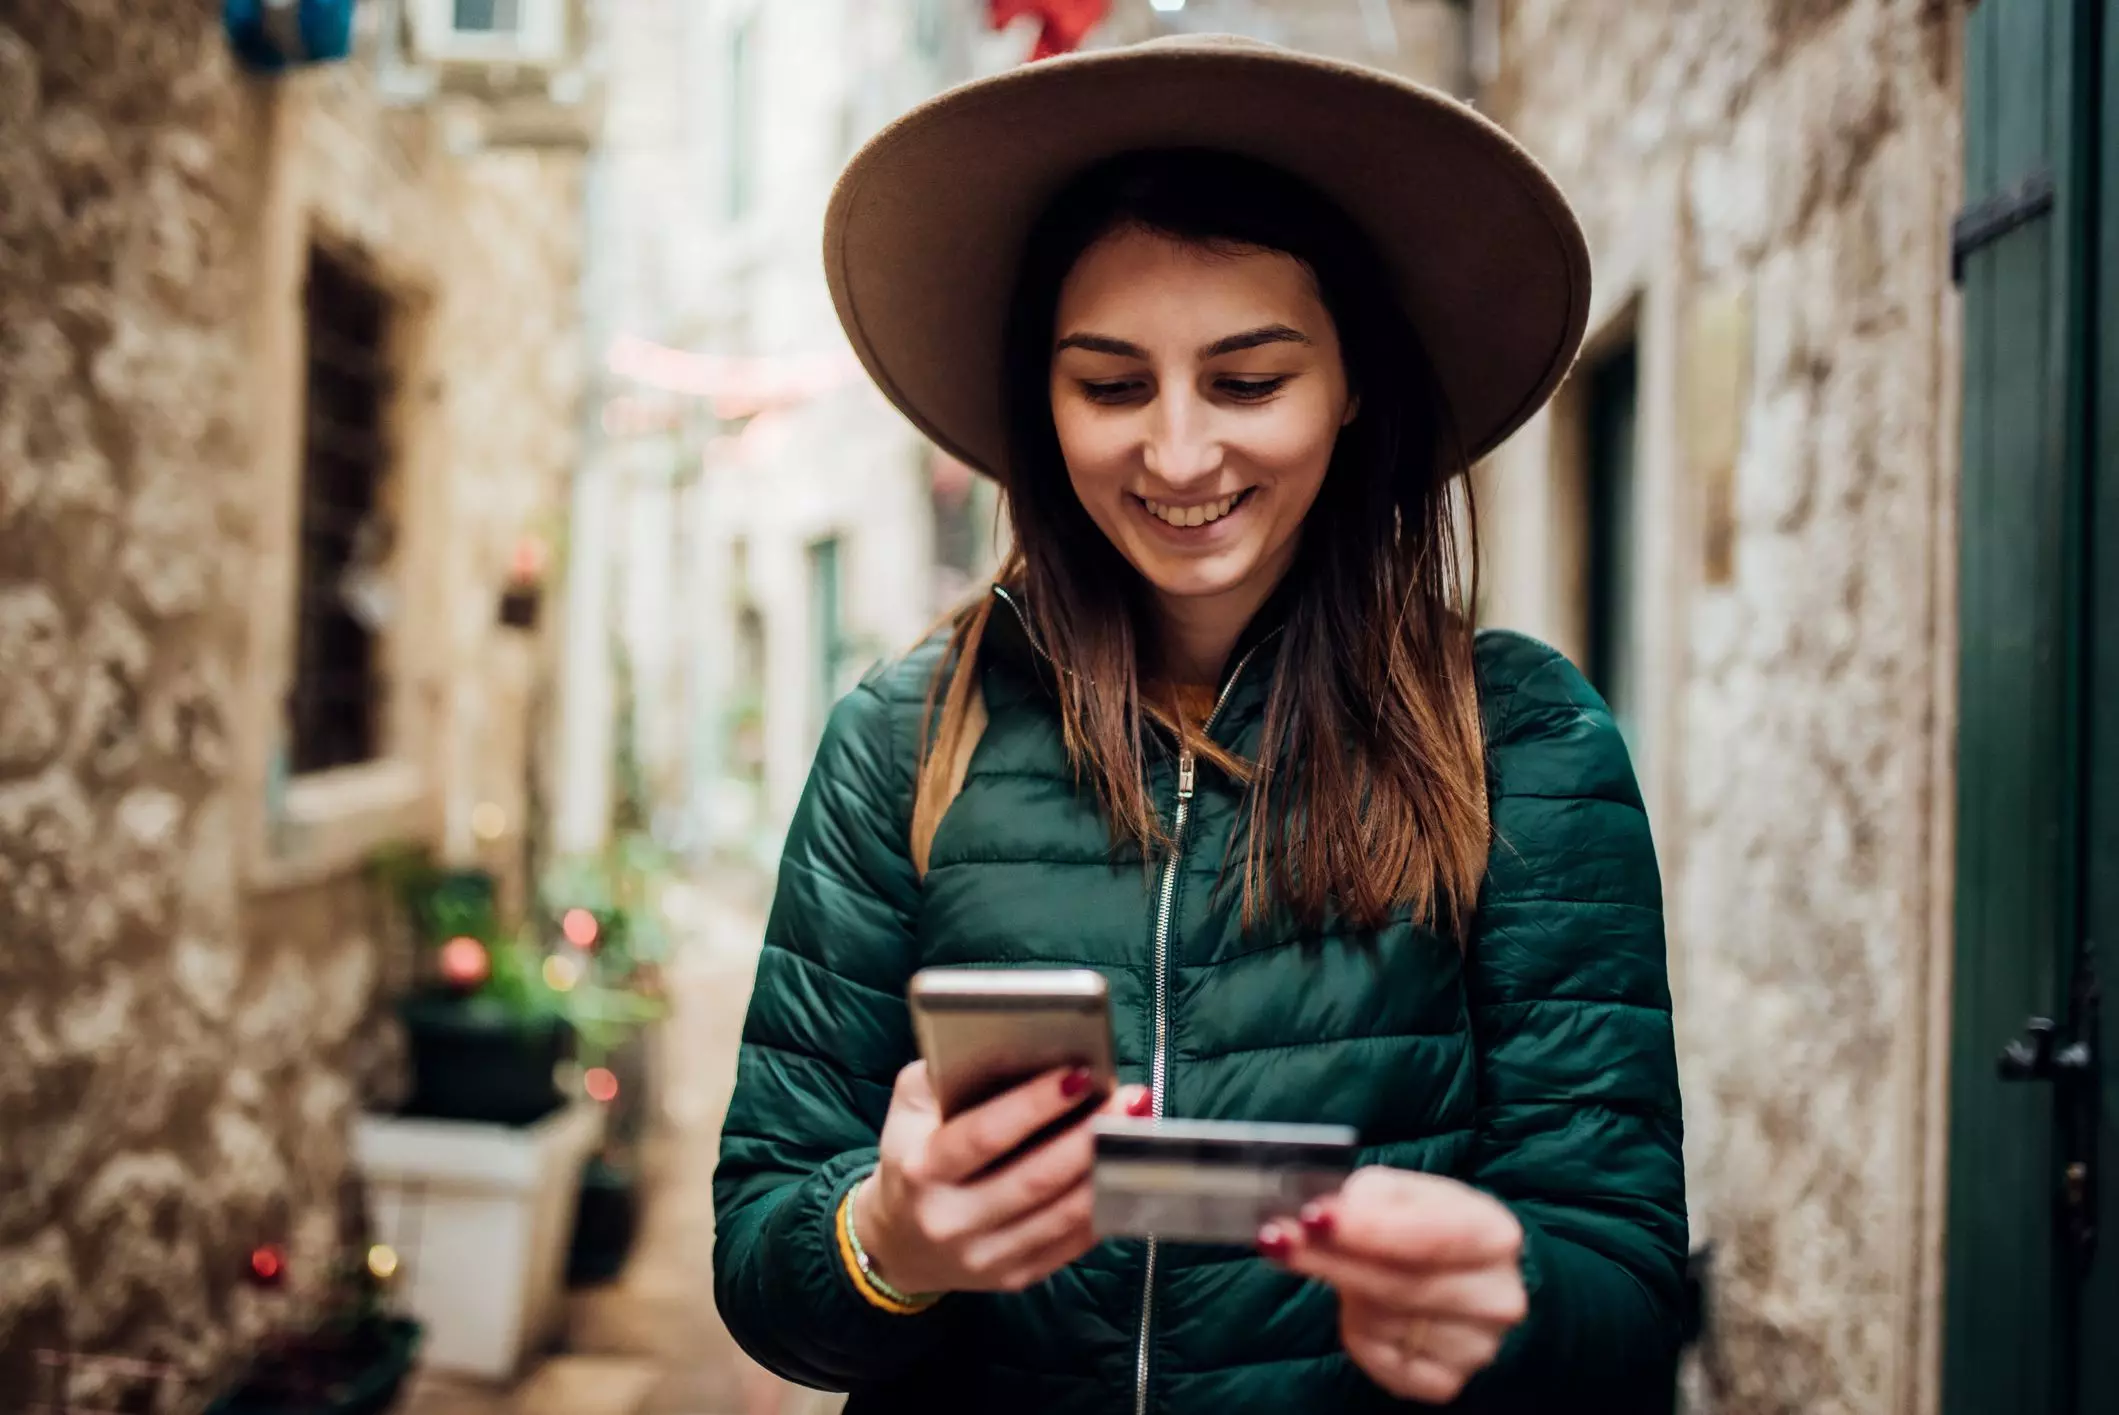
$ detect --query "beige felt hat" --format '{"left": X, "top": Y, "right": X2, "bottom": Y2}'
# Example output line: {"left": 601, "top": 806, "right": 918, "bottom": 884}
{"left": 823, "top": 33, "right": 1590, "bottom": 479}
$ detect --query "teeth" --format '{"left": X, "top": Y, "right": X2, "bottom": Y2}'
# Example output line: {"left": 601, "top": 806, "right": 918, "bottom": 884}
{"left": 1142, "top": 493, "right": 1242, "bottom": 528}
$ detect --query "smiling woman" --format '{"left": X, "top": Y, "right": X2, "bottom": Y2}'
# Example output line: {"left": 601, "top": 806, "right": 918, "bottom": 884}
{"left": 715, "top": 35, "right": 1685, "bottom": 1415}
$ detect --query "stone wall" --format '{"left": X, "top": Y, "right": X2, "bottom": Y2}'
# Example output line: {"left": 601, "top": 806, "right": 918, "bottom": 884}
{"left": 0, "top": 4, "right": 287, "bottom": 1405}
{"left": 1478, "top": 3, "right": 1961, "bottom": 1413}
{"left": 0, "top": 2, "right": 583, "bottom": 1407}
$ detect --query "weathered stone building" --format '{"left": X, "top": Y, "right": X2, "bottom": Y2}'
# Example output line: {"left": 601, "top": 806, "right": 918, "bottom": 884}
{"left": 1471, "top": 2, "right": 1963, "bottom": 1412}
{"left": 0, "top": 1, "right": 586, "bottom": 1405}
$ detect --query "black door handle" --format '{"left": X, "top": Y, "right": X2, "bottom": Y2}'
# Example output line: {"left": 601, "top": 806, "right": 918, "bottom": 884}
{"left": 1994, "top": 1005, "right": 2101, "bottom": 1267}
{"left": 1997, "top": 1016, "right": 2094, "bottom": 1081}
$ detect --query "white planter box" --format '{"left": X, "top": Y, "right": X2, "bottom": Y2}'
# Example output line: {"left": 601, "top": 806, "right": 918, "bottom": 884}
{"left": 354, "top": 1098, "right": 605, "bottom": 1379}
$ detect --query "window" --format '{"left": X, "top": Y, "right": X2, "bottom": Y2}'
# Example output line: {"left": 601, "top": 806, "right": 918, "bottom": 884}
{"left": 287, "top": 245, "right": 396, "bottom": 775}
{"left": 1581, "top": 340, "right": 1641, "bottom": 744}
{"left": 808, "top": 536, "right": 847, "bottom": 729}
{"left": 453, "top": 0, "right": 520, "bottom": 32}
{"left": 727, "top": 14, "right": 756, "bottom": 220}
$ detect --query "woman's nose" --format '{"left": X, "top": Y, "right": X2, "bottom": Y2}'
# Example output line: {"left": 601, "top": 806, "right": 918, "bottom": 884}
{"left": 1142, "top": 392, "right": 1222, "bottom": 487}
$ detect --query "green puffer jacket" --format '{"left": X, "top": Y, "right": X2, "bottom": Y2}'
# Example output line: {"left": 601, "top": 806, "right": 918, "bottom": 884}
{"left": 714, "top": 596, "right": 1686, "bottom": 1413}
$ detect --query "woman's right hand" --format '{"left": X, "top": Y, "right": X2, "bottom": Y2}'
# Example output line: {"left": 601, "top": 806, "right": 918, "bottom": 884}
{"left": 852, "top": 1060, "right": 1149, "bottom": 1296}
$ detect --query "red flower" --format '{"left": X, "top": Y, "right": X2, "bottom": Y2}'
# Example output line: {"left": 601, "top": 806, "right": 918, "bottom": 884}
{"left": 988, "top": 0, "right": 1112, "bottom": 61}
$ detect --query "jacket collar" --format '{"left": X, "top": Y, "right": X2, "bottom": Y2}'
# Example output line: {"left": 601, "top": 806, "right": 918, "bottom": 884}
{"left": 981, "top": 578, "right": 1290, "bottom": 726}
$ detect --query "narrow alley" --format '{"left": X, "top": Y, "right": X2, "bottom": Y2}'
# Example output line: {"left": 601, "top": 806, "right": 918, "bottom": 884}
{"left": 4, "top": 3, "right": 2116, "bottom": 1414}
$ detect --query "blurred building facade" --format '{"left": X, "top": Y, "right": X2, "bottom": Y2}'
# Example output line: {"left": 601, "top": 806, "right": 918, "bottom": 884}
{"left": 559, "top": 0, "right": 1019, "bottom": 877}
{"left": 0, "top": 2, "right": 590, "bottom": 1403}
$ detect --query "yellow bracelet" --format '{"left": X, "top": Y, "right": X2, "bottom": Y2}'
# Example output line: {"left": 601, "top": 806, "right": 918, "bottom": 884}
{"left": 834, "top": 1186, "right": 938, "bottom": 1315}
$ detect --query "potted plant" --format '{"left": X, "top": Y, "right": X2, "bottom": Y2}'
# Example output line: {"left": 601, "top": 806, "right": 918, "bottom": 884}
{"left": 353, "top": 847, "right": 613, "bottom": 1379}
{"left": 208, "top": 1181, "right": 421, "bottom": 1415}
{"left": 371, "top": 847, "right": 572, "bottom": 1127}
{"left": 207, "top": 1316, "right": 420, "bottom": 1415}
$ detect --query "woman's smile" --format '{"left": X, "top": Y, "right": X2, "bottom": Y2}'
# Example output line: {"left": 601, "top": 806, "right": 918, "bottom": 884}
{"left": 1131, "top": 485, "right": 1258, "bottom": 535}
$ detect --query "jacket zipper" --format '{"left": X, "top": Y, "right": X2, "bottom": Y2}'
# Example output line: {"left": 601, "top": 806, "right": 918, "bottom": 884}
{"left": 1134, "top": 648, "right": 1258, "bottom": 1415}
{"left": 988, "top": 586, "right": 1263, "bottom": 1415}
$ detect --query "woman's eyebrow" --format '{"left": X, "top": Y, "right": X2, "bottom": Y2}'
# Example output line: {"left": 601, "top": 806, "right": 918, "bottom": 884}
{"left": 1200, "top": 324, "right": 1311, "bottom": 358}
{"left": 1054, "top": 332, "right": 1145, "bottom": 358}
{"left": 1054, "top": 324, "right": 1313, "bottom": 359}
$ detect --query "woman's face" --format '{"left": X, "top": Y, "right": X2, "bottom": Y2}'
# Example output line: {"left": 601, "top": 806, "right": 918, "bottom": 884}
{"left": 1049, "top": 225, "right": 1355, "bottom": 620}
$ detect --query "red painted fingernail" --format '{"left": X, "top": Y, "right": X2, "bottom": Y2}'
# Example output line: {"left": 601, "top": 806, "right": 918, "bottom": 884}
{"left": 1125, "top": 1088, "right": 1153, "bottom": 1117}
{"left": 1256, "top": 1224, "right": 1292, "bottom": 1261}
{"left": 1300, "top": 1204, "right": 1334, "bottom": 1241}
{"left": 1060, "top": 1067, "right": 1092, "bottom": 1099}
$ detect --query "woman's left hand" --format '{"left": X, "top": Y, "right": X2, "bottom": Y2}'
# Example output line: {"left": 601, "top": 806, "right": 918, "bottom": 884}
{"left": 1258, "top": 1166, "right": 1528, "bottom": 1405}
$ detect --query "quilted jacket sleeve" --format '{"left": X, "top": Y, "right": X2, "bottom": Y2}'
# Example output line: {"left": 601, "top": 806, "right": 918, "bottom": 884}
{"left": 711, "top": 678, "right": 959, "bottom": 1389}
{"left": 1456, "top": 633, "right": 1688, "bottom": 1413}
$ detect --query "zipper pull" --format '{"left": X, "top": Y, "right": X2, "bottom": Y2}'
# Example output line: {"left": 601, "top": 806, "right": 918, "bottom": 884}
{"left": 1177, "top": 746, "right": 1196, "bottom": 801}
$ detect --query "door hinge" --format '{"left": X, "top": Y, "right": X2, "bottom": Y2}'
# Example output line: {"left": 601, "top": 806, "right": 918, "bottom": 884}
{"left": 1951, "top": 167, "right": 2055, "bottom": 284}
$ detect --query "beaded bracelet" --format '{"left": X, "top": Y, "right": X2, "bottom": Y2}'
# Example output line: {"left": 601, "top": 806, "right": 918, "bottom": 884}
{"left": 835, "top": 1184, "right": 940, "bottom": 1315}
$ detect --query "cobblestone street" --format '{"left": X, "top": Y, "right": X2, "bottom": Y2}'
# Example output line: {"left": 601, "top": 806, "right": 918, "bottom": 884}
{"left": 398, "top": 883, "right": 842, "bottom": 1415}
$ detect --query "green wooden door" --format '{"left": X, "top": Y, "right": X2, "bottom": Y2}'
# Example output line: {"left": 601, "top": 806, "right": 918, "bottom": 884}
{"left": 1945, "top": 1, "right": 2116, "bottom": 1412}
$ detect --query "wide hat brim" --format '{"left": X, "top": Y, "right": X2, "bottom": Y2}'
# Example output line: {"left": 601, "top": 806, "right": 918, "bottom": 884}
{"left": 824, "top": 33, "right": 1590, "bottom": 480}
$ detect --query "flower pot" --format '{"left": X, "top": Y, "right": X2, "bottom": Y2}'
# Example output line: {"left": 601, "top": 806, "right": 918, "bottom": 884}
{"left": 399, "top": 993, "right": 569, "bottom": 1127}
{"left": 565, "top": 1156, "right": 639, "bottom": 1288}
{"left": 206, "top": 1316, "right": 421, "bottom": 1415}
{"left": 354, "top": 1100, "right": 604, "bottom": 1380}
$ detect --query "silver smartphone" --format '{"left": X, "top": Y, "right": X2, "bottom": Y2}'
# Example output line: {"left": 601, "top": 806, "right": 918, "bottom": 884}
{"left": 907, "top": 967, "right": 1118, "bottom": 1119}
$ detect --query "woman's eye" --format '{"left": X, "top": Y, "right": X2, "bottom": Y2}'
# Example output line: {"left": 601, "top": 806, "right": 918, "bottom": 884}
{"left": 1218, "top": 376, "right": 1288, "bottom": 402}
{"left": 1080, "top": 380, "right": 1145, "bottom": 404}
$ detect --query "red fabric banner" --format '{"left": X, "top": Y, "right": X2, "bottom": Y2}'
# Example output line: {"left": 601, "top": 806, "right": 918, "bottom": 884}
{"left": 988, "top": 0, "right": 1113, "bottom": 61}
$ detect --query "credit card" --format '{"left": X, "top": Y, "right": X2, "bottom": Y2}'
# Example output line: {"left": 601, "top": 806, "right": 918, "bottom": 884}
{"left": 1091, "top": 1116, "right": 1359, "bottom": 1244}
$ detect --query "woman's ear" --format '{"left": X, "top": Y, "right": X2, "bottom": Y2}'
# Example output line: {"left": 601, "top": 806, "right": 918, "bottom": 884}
{"left": 1342, "top": 393, "right": 1361, "bottom": 426}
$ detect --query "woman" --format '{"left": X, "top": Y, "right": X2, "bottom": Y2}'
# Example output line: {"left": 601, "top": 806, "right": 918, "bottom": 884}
{"left": 715, "top": 34, "right": 1684, "bottom": 1414}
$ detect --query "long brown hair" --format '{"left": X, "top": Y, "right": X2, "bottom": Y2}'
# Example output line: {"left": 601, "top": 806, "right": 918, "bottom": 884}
{"left": 917, "top": 149, "right": 1489, "bottom": 939}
